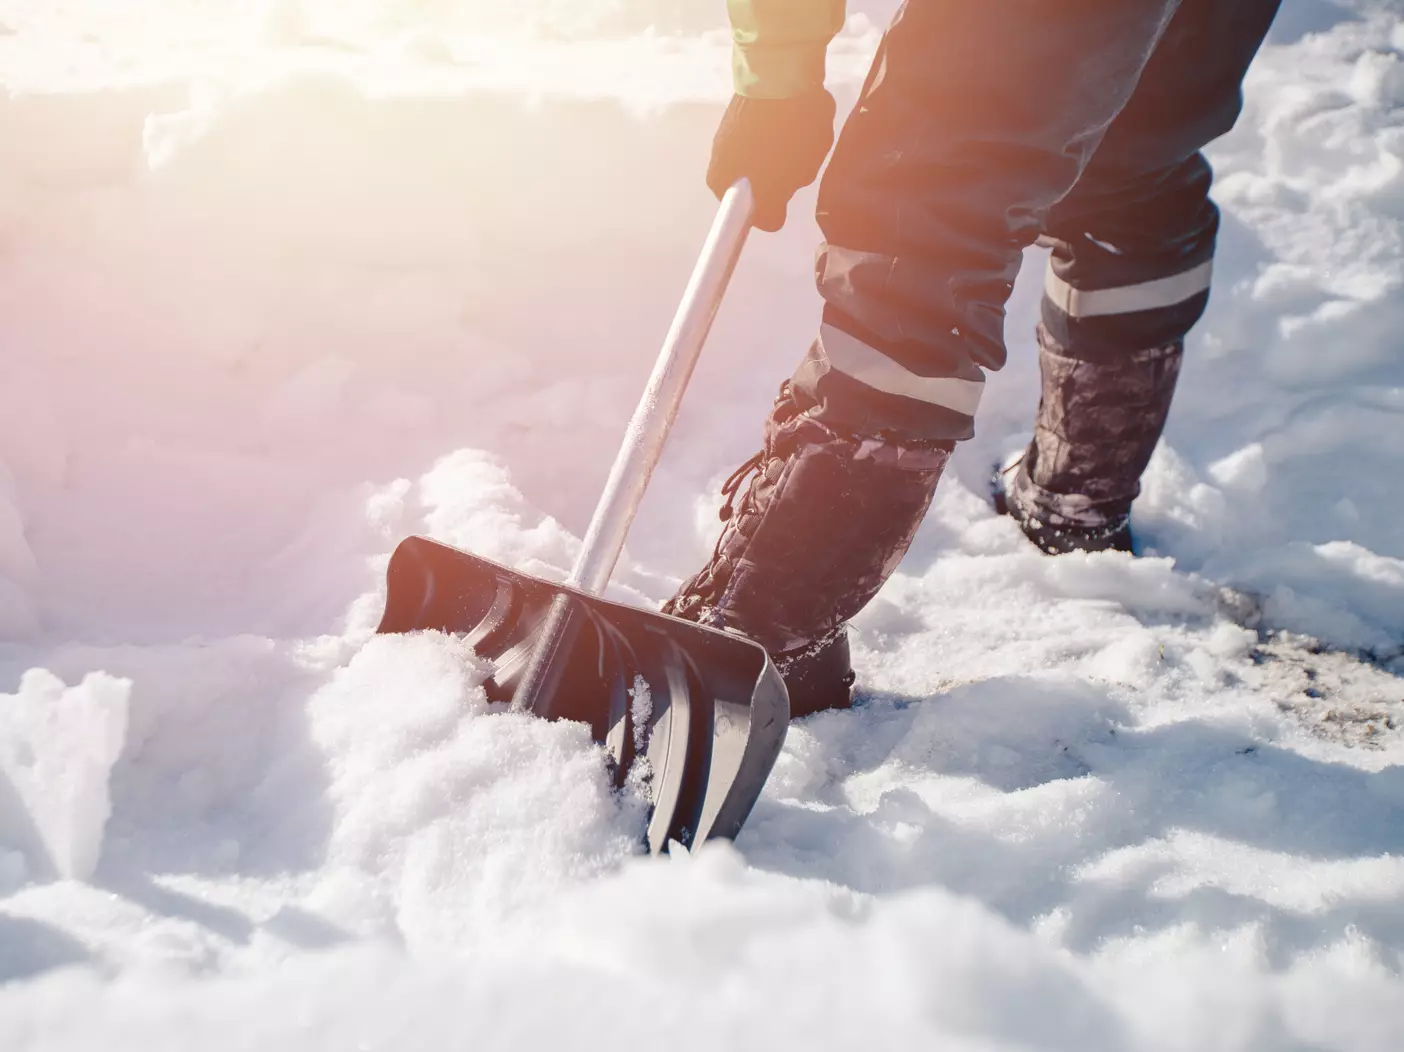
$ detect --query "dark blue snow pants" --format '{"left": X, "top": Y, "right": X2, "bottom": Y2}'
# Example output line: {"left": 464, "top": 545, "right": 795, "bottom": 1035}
{"left": 791, "top": 0, "right": 1283, "bottom": 443}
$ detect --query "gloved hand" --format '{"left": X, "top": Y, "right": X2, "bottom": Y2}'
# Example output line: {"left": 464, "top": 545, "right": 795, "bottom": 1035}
{"left": 707, "top": 90, "right": 837, "bottom": 232}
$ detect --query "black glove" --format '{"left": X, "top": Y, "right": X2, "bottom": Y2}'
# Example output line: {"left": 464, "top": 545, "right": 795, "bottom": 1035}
{"left": 707, "top": 90, "right": 836, "bottom": 232}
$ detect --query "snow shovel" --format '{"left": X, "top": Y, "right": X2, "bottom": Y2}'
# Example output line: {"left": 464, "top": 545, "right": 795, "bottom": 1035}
{"left": 377, "top": 181, "right": 789, "bottom": 852}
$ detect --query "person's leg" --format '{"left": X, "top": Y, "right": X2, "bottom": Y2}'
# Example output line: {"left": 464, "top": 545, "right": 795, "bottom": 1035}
{"left": 999, "top": 0, "right": 1284, "bottom": 553}
{"left": 667, "top": 0, "right": 1188, "bottom": 715}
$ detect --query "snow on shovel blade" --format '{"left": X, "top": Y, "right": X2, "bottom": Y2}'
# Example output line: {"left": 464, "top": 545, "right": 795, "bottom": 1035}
{"left": 376, "top": 535, "right": 789, "bottom": 851}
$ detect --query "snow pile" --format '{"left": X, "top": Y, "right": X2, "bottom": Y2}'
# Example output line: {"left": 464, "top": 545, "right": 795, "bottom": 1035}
{"left": 303, "top": 631, "right": 644, "bottom": 949}
{"left": 0, "top": 0, "right": 1402, "bottom": 1049}
{"left": 0, "top": 671, "right": 129, "bottom": 885}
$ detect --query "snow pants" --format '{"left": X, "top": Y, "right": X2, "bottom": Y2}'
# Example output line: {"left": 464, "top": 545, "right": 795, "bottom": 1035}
{"left": 792, "top": 0, "right": 1283, "bottom": 449}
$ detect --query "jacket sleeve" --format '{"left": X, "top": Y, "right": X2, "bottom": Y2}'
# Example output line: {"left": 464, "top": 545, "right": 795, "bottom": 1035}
{"left": 728, "top": 0, "right": 847, "bottom": 99}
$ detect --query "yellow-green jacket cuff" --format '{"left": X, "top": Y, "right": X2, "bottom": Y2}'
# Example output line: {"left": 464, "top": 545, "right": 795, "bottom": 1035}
{"left": 729, "top": 0, "right": 845, "bottom": 98}
{"left": 732, "top": 42, "right": 831, "bottom": 98}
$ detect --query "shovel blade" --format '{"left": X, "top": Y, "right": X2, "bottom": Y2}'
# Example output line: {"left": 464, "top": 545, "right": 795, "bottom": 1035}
{"left": 376, "top": 536, "right": 789, "bottom": 851}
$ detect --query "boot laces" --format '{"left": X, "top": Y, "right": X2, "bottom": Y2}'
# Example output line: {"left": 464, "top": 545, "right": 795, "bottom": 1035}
{"left": 718, "top": 450, "right": 765, "bottom": 523}
{"left": 999, "top": 450, "right": 1026, "bottom": 478}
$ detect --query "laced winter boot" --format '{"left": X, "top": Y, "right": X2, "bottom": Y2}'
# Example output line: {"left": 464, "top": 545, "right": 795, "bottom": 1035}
{"left": 993, "top": 327, "right": 1183, "bottom": 555}
{"left": 663, "top": 383, "right": 952, "bottom": 718}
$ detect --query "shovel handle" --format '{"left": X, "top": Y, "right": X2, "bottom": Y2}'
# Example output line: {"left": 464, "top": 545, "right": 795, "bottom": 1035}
{"left": 568, "top": 180, "right": 755, "bottom": 597}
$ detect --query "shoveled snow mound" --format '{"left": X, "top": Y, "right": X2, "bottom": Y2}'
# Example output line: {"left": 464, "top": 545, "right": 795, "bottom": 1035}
{"left": 0, "top": 671, "right": 129, "bottom": 884}
{"left": 0, "top": 1, "right": 1402, "bottom": 1049}
{"left": 304, "top": 631, "right": 647, "bottom": 949}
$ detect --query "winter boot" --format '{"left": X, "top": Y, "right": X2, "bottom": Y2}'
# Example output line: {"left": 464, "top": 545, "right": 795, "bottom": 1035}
{"left": 993, "top": 326, "right": 1183, "bottom": 555}
{"left": 992, "top": 458, "right": 1134, "bottom": 554}
{"left": 663, "top": 383, "right": 952, "bottom": 718}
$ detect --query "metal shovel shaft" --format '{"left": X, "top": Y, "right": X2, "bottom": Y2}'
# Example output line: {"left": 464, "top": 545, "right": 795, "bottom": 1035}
{"left": 380, "top": 182, "right": 785, "bottom": 846}
{"left": 568, "top": 180, "right": 754, "bottom": 597}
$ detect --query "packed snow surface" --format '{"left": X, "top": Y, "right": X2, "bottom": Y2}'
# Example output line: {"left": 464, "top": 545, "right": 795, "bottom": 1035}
{"left": 1, "top": 1, "right": 1403, "bottom": 1049}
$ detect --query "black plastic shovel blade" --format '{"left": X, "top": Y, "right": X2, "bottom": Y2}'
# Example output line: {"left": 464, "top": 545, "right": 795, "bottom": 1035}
{"left": 376, "top": 536, "right": 789, "bottom": 851}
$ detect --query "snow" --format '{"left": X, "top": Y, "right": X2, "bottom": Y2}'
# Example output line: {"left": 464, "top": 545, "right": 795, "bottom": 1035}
{"left": 0, "top": 670, "right": 129, "bottom": 884}
{"left": 0, "top": 0, "right": 1402, "bottom": 1048}
{"left": 629, "top": 673, "right": 653, "bottom": 753}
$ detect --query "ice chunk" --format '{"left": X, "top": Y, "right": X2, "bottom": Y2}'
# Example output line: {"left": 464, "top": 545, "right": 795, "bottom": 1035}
{"left": 1207, "top": 442, "right": 1269, "bottom": 495}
